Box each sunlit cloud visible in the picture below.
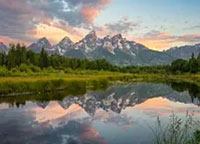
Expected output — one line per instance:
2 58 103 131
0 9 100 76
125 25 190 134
134 31 200 51
34 24 78 44
0 0 112 45
81 0 112 23
0 0 200 51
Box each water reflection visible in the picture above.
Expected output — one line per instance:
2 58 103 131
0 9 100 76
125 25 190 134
0 82 200 144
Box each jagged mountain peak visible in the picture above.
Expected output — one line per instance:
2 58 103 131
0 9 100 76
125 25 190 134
55 36 74 56
84 30 98 41
88 30 96 36
36 37 51 45
104 35 112 40
28 37 52 53
59 36 74 44
112 34 123 40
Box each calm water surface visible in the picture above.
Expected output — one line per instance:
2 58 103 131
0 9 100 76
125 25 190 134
0 82 200 144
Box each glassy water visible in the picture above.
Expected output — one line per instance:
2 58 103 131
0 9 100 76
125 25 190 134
0 82 200 144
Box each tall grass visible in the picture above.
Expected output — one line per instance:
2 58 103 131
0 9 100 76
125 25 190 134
152 113 200 144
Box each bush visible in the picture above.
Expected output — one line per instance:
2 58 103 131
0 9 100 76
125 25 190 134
0 66 9 76
19 64 32 73
64 68 73 74
11 68 18 73
29 65 41 72
44 66 56 73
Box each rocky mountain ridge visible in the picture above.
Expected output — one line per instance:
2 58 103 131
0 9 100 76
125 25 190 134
1 31 200 66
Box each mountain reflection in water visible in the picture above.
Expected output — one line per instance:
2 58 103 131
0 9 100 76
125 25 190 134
0 82 200 144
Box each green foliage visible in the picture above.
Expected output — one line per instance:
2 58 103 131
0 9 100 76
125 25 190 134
29 65 41 72
188 53 198 73
193 130 200 143
19 64 31 73
170 53 200 74
43 66 57 73
0 66 9 76
171 59 189 73
64 68 73 74
39 48 49 68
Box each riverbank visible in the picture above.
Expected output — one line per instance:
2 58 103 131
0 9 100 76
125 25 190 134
0 71 200 96
0 71 135 96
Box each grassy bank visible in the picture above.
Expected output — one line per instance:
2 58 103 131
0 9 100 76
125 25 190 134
1 71 200 96
0 71 136 95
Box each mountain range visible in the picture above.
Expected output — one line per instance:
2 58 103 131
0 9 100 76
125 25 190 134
1 31 200 66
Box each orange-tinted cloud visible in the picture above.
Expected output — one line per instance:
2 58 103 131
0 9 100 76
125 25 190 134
0 35 28 45
0 0 112 45
134 31 200 50
81 0 112 23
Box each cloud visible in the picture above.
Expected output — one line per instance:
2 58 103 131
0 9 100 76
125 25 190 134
81 0 112 23
0 0 38 42
104 17 138 34
0 0 112 44
178 34 200 43
134 30 200 50
94 17 138 38
185 25 200 30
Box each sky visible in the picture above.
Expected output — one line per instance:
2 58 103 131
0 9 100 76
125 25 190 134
0 0 200 51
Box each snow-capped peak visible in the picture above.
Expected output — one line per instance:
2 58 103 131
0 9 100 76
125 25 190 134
112 34 123 40
74 30 100 54
55 36 74 55
36 37 51 48
85 30 97 41
59 37 74 45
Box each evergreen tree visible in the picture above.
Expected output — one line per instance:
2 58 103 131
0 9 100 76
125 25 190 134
0 52 6 66
188 53 198 73
7 45 17 68
39 48 49 68
197 53 200 67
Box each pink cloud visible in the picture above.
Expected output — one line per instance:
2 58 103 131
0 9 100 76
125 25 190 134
81 0 112 23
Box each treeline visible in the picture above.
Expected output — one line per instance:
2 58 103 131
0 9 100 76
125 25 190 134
0 44 170 74
0 44 120 72
0 43 199 75
170 53 200 73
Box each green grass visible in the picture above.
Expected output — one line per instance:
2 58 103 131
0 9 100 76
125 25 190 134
0 71 136 95
1 70 200 96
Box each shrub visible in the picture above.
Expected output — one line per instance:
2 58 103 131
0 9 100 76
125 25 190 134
0 66 9 76
29 65 41 72
11 68 18 73
44 66 56 73
19 64 31 73
64 68 73 74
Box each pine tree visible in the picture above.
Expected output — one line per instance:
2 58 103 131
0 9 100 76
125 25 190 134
189 53 198 73
7 44 17 68
39 48 49 68
197 53 200 67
